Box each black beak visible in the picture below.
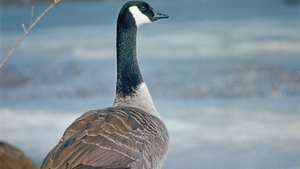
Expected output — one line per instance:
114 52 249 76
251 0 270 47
153 11 169 21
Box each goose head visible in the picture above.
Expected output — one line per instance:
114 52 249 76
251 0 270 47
118 1 169 27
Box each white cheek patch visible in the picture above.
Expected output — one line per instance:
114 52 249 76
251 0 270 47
129 6 151 27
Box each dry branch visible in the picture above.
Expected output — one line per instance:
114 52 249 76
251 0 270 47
0 0 62 70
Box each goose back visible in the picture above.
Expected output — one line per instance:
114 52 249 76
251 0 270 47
41 107 169 169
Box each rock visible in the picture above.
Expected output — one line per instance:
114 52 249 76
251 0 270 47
0 142 37 169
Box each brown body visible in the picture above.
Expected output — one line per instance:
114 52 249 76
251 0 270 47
0 142 37 169
41 107 169 169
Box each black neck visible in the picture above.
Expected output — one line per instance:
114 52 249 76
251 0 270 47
116 11 144 97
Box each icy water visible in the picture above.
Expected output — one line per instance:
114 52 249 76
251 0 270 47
1 0 300 169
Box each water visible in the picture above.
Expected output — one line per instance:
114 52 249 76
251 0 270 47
1 0 300 169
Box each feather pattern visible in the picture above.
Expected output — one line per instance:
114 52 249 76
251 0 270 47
41 107 169 169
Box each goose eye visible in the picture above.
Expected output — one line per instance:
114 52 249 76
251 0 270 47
140 5 147 12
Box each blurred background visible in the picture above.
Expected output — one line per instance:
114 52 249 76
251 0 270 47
1 0 300 169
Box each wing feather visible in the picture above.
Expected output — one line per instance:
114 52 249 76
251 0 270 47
41 107 168 169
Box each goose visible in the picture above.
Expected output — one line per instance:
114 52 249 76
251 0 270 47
41 1 169 169
0 142 37 169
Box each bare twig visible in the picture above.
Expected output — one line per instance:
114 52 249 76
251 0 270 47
30 6 35 24
22 24 28 33
0 0 62 70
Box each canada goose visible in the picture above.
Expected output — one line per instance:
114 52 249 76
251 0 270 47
0 142 37 169
41 1 169 169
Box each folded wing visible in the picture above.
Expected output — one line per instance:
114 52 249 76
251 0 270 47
41 107 168 169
